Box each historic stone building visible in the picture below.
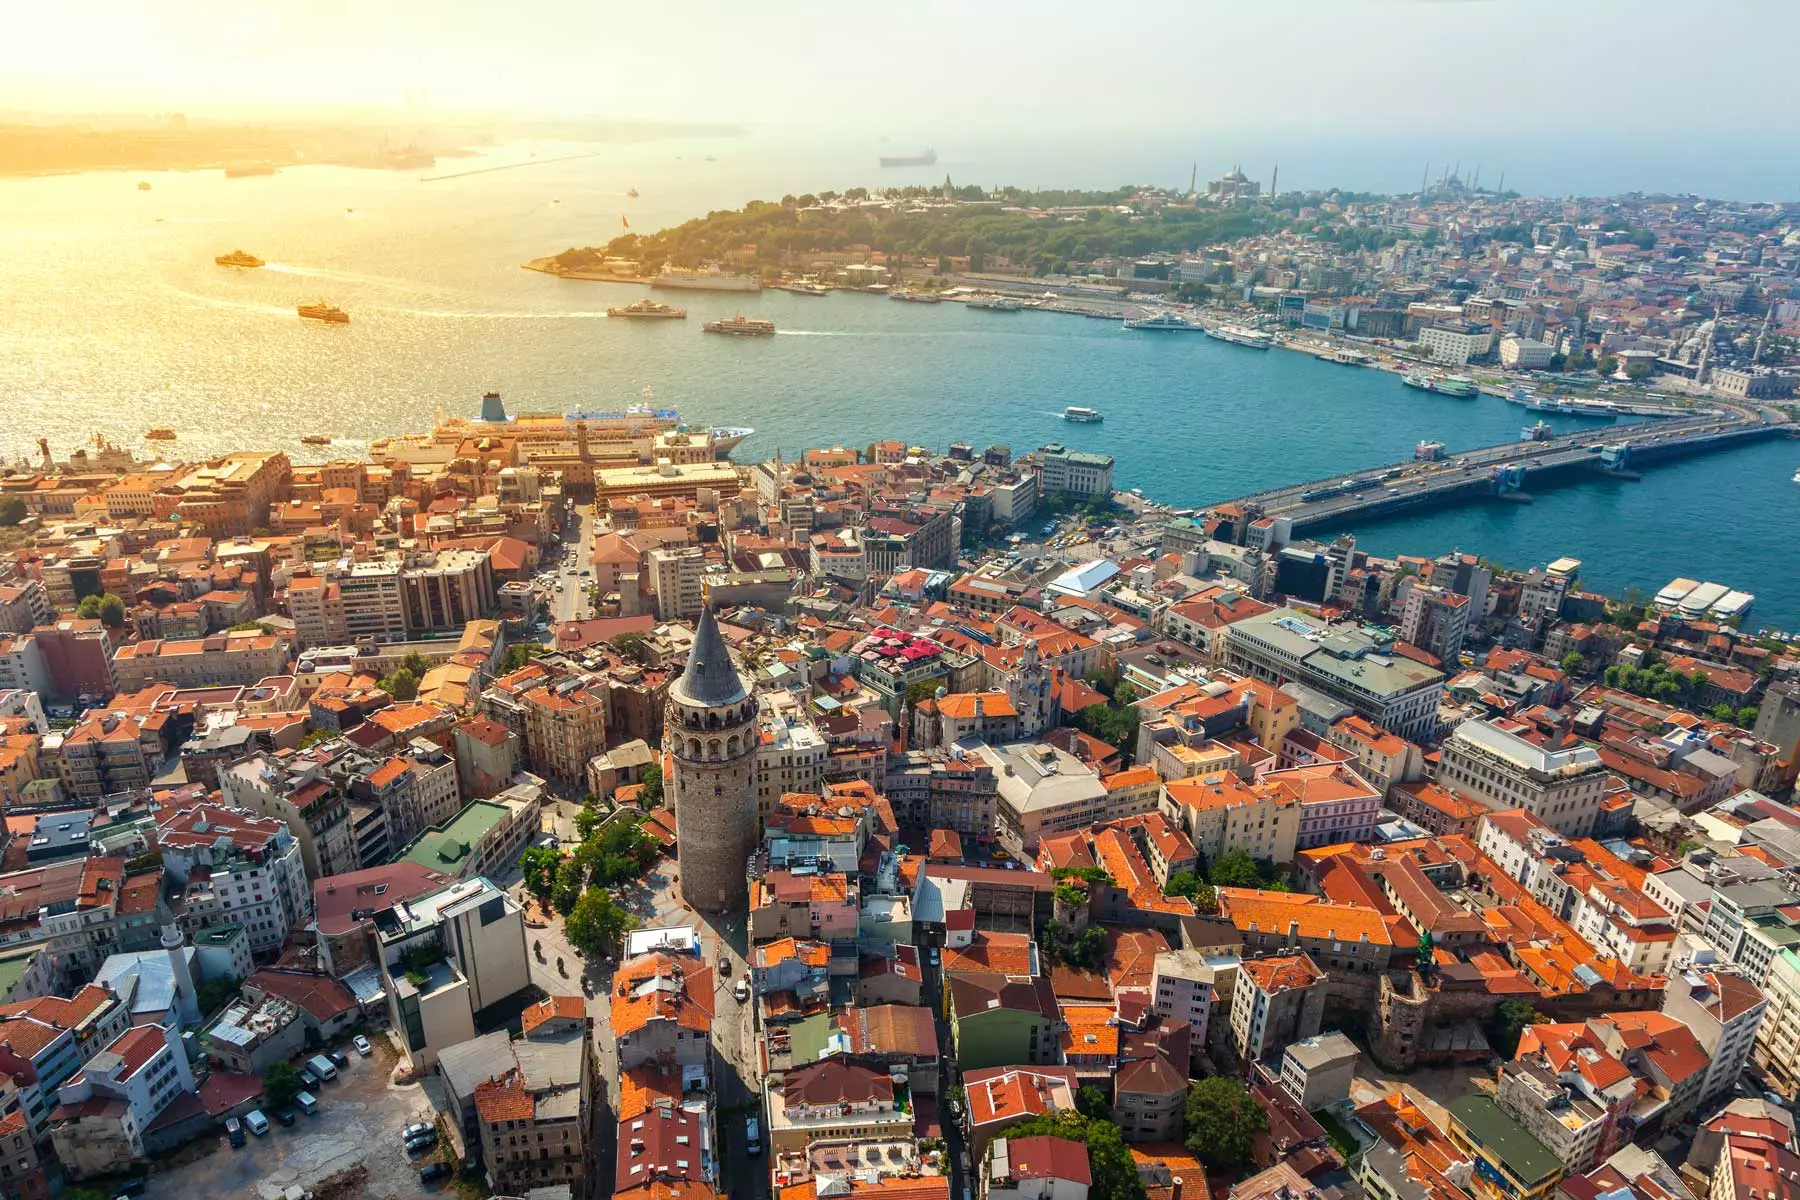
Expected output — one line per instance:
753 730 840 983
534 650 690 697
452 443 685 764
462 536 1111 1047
667 607 759 912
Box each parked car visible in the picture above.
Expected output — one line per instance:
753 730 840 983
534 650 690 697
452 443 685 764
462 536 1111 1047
418 1162 453 1184
295 1091 318 1115
299 1067 321 1088
243 1110 270 1136
406 1133 437 1155
274 1109 296 1127
402 1122 436 1143
733 978 750 1003
225 1116 245 1148
327 1050 349 1069
352 1035 372 1056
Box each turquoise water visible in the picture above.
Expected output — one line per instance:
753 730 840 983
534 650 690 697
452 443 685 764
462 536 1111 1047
2 141 1796 627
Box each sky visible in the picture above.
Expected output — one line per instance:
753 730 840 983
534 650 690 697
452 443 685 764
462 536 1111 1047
2 0 1796 195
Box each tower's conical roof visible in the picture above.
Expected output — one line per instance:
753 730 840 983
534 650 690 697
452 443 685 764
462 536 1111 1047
675 605 748 708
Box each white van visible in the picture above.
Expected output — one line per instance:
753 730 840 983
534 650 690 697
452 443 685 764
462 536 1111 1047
243 1110 270 1136
295 1091 318 1115
306 1054 338 1082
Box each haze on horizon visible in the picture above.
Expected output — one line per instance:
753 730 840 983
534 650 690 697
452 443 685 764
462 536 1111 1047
3 0 1797 197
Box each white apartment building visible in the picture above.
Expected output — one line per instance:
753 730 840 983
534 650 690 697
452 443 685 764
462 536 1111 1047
1438 718 1608 837
1500 336 1555 369
338 561 407 639
648 546 706 621
157 804 312 953
1419 323 1494 365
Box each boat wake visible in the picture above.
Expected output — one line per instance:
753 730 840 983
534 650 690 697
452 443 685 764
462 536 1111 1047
165 288 295 317
374 307 611 320
774 329 853 336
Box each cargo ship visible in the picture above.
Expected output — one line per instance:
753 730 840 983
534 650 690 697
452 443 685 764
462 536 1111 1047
880 149 937 168
1124 312 1201 332
297 303 350 324
606 299 687 319
1206 324 1273 349
652 266 762 293
703 314 775 337
1402 370 1477 397
215 249 265 269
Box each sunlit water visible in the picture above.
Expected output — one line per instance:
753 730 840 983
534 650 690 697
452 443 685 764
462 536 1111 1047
2 139 1796 627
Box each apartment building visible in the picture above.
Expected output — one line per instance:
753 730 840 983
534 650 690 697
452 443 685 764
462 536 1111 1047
520 680 608 786
400 549 495 633
0 582 53 636
1230 954 1327 1063
218 751 357 880
111 631 291 692
472 1011 593 1196
156 804 311 954
1162 773 1302 864
1033 444 1114 498
1438 719 1608 837
337 561 408 639
1224 607 1444 741
286 575 347 648
1399 585 1471 664
58 711 163 800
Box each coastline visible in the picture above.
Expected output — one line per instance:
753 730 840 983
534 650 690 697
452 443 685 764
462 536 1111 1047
521 257 649 284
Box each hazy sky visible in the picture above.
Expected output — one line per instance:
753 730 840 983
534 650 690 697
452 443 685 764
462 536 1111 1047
2 0 1794 145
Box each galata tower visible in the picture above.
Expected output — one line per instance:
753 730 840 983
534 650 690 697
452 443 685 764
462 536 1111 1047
667 606 759 912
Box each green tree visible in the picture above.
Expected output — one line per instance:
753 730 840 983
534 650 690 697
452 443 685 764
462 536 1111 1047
76 592 126 627
1560 652 1586 676
1487 999 1551 1057
564 887 638 957
519 846 561 906
379 667 419 701
610 631 652 664
1076 1084 1112 1122
1003 1110 1147 1200
0 497 24 527
501 642 539 673
1208 848 1264 889
551 858 585 916
575 801 607 841
196 975 239 1015
1597 355 1619 376
263 1060 303 1108
1603 665 1623 688
638 763 664 808
1713 703 1737 722
1738 706 1760 729
1183 1076 1267 1173
1625 360 1651 381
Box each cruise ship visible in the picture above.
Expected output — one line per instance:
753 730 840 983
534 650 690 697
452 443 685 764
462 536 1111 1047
1123 312 1201 332
652 266 763 293
1402 370 1477 397
1062 406 1103 423
435 391 753 459
703 314 776 337
297 303 350 324
1206 324 1273 349
606 299 687 319
215 249 265 269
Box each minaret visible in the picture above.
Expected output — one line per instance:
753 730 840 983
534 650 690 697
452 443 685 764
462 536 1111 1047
667 607 758 912
1755 304 1774 364
1269 165 1278 200
161 923 199 1026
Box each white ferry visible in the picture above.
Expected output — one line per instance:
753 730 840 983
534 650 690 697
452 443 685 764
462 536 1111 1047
1206 324 1273 349
1062 406 1103 423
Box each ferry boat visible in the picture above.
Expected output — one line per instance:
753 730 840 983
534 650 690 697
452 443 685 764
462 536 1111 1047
137 181 152 191
297 303 350 324
1521 420 1553 441
145 428 176 441
214 249 265 269
774 280 831 296
1402 370 1477 397
702 314 776 337
966 296 1023 311
1063 406 1103 423
1206 324 1273 349
224 164 277 178
300 435 332 446
627 187 639 198
890 290 942 303
651 266 762 293
1330 348 1372 366
606 298 687 319
1123 312 1201 332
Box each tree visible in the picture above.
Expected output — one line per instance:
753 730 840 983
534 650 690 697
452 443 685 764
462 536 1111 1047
1625 360 1651 381
1487 999 1551 1057
76 592 126 627
638 763 664 808
551 858 585 916
564 887 637 957
196 975 239 1015
1597 355 1619 376
610 631 652 665
230 620 276 634
0 497 24 526
1208 848 1264 889
263 1061 303 1108
501 642 539 673
1738 706 1760 729
1003 1111 1146 1200
398 651 431 679
519 847 561 906
1076 1084 1112 1122
1560 652 1586 676
575 801 607 841
379 667 419 702
1183 1076 1267 1173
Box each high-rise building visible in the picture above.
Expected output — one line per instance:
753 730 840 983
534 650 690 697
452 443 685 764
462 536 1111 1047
667 608 757 912
1398 584 1471 664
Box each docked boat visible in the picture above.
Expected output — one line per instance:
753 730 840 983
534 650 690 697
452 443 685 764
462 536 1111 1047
1330 348 1372 366
145 428 176 441
1123 312 1201 332
966 296 1023 311
1063 406 1103 423
1206 324 1273 349
774 281 831 295
607 298 687 319
1402 370 1477 397
711 426 755 456
137 181 152 191
215 249 265 269
224 164 277 178
297 303 350 324
1521 421 1552 441
300 435 332 446
652 266 762 292
702 314 775 337
890 290 942 303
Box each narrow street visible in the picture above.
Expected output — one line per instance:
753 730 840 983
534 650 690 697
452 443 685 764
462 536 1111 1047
550 502 598 624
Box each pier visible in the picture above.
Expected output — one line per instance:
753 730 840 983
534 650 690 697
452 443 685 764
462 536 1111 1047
1200 407 1790 531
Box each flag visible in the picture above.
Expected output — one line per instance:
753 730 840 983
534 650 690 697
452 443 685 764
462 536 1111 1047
621 216 630 230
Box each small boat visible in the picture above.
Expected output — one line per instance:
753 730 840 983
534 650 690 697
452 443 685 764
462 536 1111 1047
145 428 176 441
1063 406 1103 423
966 296 1023 311
1123 312 1200 331
627 187 639 198
137 181 152 191
607 298 687 319
300 434 332 446
297 303 350 324
215 249 265 269
702 314 775 337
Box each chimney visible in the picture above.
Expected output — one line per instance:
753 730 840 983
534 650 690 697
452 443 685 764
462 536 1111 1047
1171 1177 1184 1200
